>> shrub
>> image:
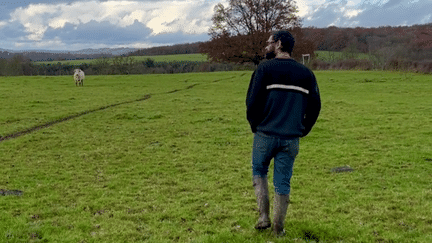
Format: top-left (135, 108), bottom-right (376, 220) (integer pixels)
top-left (411, 60), bottom-right (432, 74)
top-left (143, 58), bottom-right (155, 68)
top-left (310, 59), bottom-right (331, 70)
top-left (337, 59), bottom-right (373, 70)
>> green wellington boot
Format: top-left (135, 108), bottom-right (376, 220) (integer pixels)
top-left (253, 176), bottom-right (271, 230)
top-left (272, 194), bottom-right (290, 237)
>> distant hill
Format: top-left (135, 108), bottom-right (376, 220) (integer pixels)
top-left (0, 43), bottom-right (204, 62)
top-left (0, 47), bottom-right (139, 56)
top-left (0, 44), bottom-right (205, 62)
top-left (127, 42), bottom-right (203, 56)
top-left (0, 48), bottom-right (139, 62)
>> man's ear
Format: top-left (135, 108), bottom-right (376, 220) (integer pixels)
top-left (275, 40), bottom-right (282, 50)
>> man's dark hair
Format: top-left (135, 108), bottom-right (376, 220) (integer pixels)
top-left (272, 30), bottom-right (295, 55)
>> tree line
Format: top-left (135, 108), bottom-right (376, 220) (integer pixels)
top-left (301, 24), bottom-right (432, 73)
top-left (127, 42), bottom-right (202, 56)
top-left (198, 20), bottom-right (432, 65)
top-left (0, 55), bottom-right (256, 76)
top-left (304, 24), bottom-right (432, 60)
top-left (3, 51), bottom-right (430, 77)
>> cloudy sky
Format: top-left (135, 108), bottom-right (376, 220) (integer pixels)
top-left (0, 0), bottom-right (431, 51)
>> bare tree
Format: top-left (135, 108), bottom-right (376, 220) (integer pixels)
top-left (202, 0), bottom-right (302, 64)
top-left (210, 0), bottom-right (300, 37)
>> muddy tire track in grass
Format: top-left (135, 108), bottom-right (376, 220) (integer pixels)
top-left (0, 189), bottom-right (24, 196)
top-left (0, 94), bottom-right (152, 143)
top-left (0, 74), bottom-right (239, 143)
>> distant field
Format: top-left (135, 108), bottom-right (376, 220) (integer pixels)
top-left (1, 71), bottom-right (431, 242)
top-left (315, 50), bottom-right (371, 62)
top-left (35, 53), bottom-right (209, 65)
top-left (34, 51), bottom-right (374, 66)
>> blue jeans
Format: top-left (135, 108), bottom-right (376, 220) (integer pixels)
top-left (252, 132), bottom-right (299, 195)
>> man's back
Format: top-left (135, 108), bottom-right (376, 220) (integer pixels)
top-left (246, 58), bottom-right (321, 138)
top-left (249, 30), bottom-right (321, 237)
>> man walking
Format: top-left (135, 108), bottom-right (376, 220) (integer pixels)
top-left (246, 30), bottom-right (321, 236)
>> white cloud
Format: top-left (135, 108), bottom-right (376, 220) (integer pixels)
top-left (295, 0), bottom-right (332, 17)
top-left (344, 9), bottom-right (363, 18)
top-left (8, 0), bottom-right (218, 42)
top-left (302, 0), bottom-right (432, 27)
top-left (5, 0), bottom-right (431, 51)
top-left (346, 0), bottom-right (359, 7)
top-left (328, 18), bottom-right (341, 27)
top-left (147, 2), bottom-right (193, 35)
top-left (362, 0), bottom-right (390, 6)
top-left (13, 38), bottom-right (162, 51)
top-left (421, 13), bottom-right (431, 23)
top-left (0, 20), bottom-right (7, 29)
top-left (120, 10), bottom-right (148, 27)
top-left (295, 0), bottom-right (312, 17)
top-left (146, 0), bottom-right (213, 35)
top-left (304, 0), bottom-right (364, 25)
top-left (10, 3), bottom-right (59, 40)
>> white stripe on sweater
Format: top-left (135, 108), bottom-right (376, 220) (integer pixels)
top-left (266, 84), bottom-right (309, 94)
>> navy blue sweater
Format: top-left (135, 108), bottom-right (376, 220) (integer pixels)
top-left (246, 58), bottom-right (321, 138)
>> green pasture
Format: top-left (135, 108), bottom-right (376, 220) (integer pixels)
top-left (34, 51), bottom-right (370, 66)
top-left (315, 51), bottom-right (371, 62)
top-left (34, 53), bottom-right (209, 65)
top-left (1, 71), bottom-right (432, 242)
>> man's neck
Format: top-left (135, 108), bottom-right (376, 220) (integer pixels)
top-left (275, 51), bottom-right (291, 59)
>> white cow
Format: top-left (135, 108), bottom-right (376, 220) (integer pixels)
top-left (73, 69), bottom-right (85, 86)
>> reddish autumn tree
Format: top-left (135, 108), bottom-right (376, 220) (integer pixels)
top-left (200, 0), bottom-right (304, 64)
top-left (289, 27), bottom-right (316, 61)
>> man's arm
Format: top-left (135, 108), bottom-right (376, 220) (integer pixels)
top-left (302, 73), bottom-right (321, 137)
top-left (246, 68), bottom-right (267, 133)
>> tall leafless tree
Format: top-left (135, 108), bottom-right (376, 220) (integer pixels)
top-left (201, 0), bottom-right (303, 64)
top-left (210, 0), bottom-right (301, 37)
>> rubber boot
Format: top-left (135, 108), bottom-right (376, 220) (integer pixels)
top-left (253, 175), bottom-right (271, 230)
top-left (272, 194), bottom-right (290, 237)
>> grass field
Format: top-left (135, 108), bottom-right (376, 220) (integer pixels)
top-left (35, 51), bottom-right (369, 66)
top-left (315, 51), bottom-right (371, 62)
top-left (1, 71), bottom-right (432, 242)
top-left (35, 53), bottom-right (209, 65)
